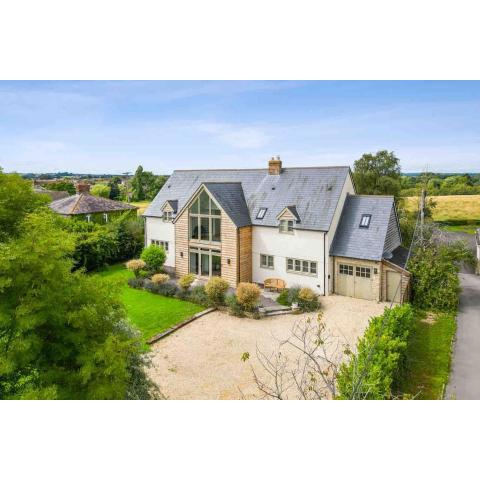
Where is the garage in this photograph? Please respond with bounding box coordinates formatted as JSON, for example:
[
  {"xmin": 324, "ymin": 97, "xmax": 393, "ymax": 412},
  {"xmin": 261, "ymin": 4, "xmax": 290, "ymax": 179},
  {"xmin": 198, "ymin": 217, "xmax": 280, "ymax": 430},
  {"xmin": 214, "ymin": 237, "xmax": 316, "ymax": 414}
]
[{"xmin": 337, "ymin": 263, "xmax": 374, "ymax": 301}]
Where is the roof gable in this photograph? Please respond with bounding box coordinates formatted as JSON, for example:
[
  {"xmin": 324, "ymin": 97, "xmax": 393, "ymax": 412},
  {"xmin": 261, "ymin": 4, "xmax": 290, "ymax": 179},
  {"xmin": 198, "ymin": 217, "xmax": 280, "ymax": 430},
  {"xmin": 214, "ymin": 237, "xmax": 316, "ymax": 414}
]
[
  {"xmin": 276, "ymin": 206, "xmax": 301, "ymax": 223},
  {"xmin": 330, "ymin": 195, "xmax": 401, "ymax": 261}
]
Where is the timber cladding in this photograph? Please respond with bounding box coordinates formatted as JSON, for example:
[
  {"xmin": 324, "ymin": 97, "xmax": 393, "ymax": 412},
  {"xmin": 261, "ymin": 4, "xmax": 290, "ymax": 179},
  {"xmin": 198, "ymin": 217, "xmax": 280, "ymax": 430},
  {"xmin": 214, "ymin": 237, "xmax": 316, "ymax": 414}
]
[
  {"xmin": 221, "ymin": 212, "xmax": 238, "ymax": 287},
  {"xmin": 238, "ymin": 226, "xmax": 252, "ymax": 283},
  {"xmin": 174, "ymin": 207, "xmax": 189, "ymax": 277}
]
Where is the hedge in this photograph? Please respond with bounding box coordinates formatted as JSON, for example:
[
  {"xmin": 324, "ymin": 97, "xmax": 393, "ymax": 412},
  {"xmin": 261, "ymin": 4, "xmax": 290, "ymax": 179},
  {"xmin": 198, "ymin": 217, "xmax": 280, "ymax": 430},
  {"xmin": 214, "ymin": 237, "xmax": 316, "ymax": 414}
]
[{"xmin": 337, "ymin": 304, "xmax": 414, "ymax": 399}]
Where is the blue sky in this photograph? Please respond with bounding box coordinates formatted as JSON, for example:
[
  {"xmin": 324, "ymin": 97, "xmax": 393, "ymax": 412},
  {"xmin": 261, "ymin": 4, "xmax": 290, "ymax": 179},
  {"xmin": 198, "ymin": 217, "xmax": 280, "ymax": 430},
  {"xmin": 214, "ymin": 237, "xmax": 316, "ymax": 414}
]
[{"xmin": 1, "ymin": 81, "xmax": 479, "ymax": 174}]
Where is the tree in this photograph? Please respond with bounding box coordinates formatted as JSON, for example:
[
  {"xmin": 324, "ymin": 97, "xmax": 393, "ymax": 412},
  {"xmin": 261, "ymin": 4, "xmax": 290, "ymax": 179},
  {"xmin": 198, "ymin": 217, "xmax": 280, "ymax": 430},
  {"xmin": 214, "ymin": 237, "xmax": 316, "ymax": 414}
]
[
  {"xmin": 131, "ymin": 165, "xmax": 145, "ymax": 201},
  {"xmin": 108, "ymin": 176, "xmax": 121, "ymax": 200},
  {"xmin": 0, "ymin": 167, "xmax": 49, "ymax": 242},
  {"xmin": 353, "ymin": 150, "xmax": 402, "ymax": 197},
  {"xmin": 91, "ymin": 183, "xmax": 111, "ymax": 198},
  {"xmin": 0, "ymin": 210, "xmax": 156, "ymax": 399},
  {"xmin": 140, "ymin": 244, "xmax": 166, "ymax": 273},
  {"xmin": 48, "ymin": 180, "xmax": 76, "ymax": 195}
]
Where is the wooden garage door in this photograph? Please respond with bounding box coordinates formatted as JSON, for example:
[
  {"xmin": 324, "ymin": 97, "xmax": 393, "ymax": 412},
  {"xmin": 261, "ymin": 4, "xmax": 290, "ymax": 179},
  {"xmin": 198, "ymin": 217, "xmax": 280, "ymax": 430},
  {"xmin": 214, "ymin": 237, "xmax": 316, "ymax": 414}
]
[
  {"xmin": 337, "ymin": 264, "xmax": 373, "ymax": 300},
  {"xmin": 386, "ymin": 270, "xmax": 402, "ymax": 303}
]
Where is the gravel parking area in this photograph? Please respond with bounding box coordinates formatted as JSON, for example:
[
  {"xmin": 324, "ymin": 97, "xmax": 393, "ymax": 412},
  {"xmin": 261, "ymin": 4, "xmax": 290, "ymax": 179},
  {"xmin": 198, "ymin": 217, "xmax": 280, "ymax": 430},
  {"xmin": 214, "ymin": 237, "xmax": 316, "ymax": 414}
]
[{"xmin": 148, "ymin": 295, "xmax": 388, "ymax": 399}]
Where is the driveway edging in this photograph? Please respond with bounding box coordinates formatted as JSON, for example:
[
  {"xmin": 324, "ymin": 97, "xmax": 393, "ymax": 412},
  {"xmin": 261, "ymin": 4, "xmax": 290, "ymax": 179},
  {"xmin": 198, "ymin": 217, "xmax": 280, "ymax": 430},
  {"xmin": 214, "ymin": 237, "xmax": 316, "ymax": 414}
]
[{"xmin": 147, "ymin": 307, "xmax": 216, "ymax": 344}]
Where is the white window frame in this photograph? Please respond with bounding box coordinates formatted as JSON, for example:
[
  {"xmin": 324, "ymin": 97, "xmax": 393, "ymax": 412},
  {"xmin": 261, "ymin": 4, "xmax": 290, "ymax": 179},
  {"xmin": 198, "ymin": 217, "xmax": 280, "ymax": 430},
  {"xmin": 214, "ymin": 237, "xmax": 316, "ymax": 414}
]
[
  {"xmin": 103, "ymin": 212, "xmax": 108, "ymax": 223},
  {"xmin": 163, "ymin": 211, "xmax": 173, "ymax": 222},
  {"xmin": 86, "ymin": 214, "xmax": 91, "ymax": 222},
  {"xmin": 286, "ymin": 257, "xmax": 317, "ymax": 276},
  {"xmin": 260, "ymin": 254, "xmax": 274, "ymax": 269},
  {"xmin": 151, "ymin": 239, "xmax": 169, "ymax": 252},
  {"xmin": 279, "ymin": 219, "xmax": 294, "ymax": 234}
]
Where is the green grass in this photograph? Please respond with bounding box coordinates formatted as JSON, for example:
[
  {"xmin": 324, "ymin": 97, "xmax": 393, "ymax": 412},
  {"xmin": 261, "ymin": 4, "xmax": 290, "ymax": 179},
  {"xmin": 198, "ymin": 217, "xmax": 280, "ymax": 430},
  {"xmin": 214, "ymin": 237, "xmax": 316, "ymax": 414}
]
[
  {"xmin": 96, "ymin": 264, "xmax": 204, "ymax": 340},
  {"xmin": 399, "ymin": 309, "xmax": 456, "ymax": 399},
  {"xmin": 130, "ymin": 201, "xmax": 151, "ymax": 215}
]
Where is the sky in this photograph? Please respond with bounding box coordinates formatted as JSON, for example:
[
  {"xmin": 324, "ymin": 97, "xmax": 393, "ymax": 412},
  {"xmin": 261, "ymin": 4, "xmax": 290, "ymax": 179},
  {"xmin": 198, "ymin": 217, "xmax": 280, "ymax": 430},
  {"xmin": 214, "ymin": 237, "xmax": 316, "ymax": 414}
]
[{"xmin": 1, "ymin": 80, "xmax": 479, "ymax": 174}]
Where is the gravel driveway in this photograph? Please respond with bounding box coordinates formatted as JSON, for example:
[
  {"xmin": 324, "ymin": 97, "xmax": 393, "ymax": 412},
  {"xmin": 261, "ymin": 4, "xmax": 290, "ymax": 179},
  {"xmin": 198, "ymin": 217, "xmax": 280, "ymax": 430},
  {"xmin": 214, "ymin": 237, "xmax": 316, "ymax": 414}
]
[{"xmin": 148, "ymin": 295, "xmax": 388, "ymax": 399}]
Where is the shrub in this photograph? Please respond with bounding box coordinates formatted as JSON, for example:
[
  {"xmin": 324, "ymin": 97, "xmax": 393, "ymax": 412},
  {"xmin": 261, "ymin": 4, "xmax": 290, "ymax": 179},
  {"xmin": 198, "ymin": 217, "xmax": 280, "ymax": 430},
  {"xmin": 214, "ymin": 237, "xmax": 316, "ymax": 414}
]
[
  {"xmin": 140, "ymin": 244, "xmax": 166, "ymax": 273},
  {"xmin": 125, "ymin": 259, "xmax": 146, "ymax": 278},
  {"xmin": 225, "ymin": 294, "xmax": 245, "ymax": 317},
  {"xmin": 151, "ymin": 273, "xmax": 169, "ymax": 285},
  {"xmin": 205, "ymin": 277, "xmax": 230, "ymax": 306},
  {"xmin": 297, "ymin": 287, "xmax": 320, "ymax": 312},
  {"xmin": 156, "ymin": 281, "xmax": 179, "ymax": 297},
  {"xmin": 128, "ymin": 277, "xmax": 145, "ymax": 289},
  {"xmin": 236, "ymin": 282, "xmax": 261, "ymax": 311},
  {"xmin": 337, "ymin": 304, "xmax": 414, "ymax": 399},
  {"xmin": 179, "ymin": 273, "xmax": 196, "ymax": 291},
  {"xmin": 188, "ymin": 285, "xmax": 209, "ymax": 306},
  {"xmin": 276, "ymin": 285, "xmax": 301, "ymax": 306},
  {"xmin": 409, "ymin": 242, "xmax": 474, "ymax": 311}
]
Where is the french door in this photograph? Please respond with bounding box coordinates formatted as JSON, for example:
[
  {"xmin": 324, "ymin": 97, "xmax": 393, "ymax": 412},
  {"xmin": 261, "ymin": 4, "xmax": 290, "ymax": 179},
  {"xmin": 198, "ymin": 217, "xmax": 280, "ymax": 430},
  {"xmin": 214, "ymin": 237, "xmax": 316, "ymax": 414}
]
[{"xmin": 189, "ymin": 247, "xmax": 221, "ymax": 277}]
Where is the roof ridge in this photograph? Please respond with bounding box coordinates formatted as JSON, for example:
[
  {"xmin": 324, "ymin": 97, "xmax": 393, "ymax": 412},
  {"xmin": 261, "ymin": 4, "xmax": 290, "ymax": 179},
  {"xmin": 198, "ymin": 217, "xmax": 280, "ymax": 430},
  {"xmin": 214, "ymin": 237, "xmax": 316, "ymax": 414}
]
[
  {"xmin": 70, "ymin": 193, "xmax": 83, "ymax": 214},
  {"xmin": 173, "ymin": 165, "xmax": 350, "ymax": 173}
]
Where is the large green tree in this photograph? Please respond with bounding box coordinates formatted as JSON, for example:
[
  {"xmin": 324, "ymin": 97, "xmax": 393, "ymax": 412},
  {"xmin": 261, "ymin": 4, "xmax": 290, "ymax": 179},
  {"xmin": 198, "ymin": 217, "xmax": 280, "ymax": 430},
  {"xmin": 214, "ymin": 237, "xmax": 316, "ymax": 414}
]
[
  {"xmin": 131, "ymin": 165, "xmax": 168, "ymax": 201},
  {"xmin": 0, "ymin": 210, "xmax": 155, "ymax": 399},
  {"xmin": 353, "ymin": 150, "xmax": 402, "ymax": 197},
  {"xmin": 0, "ymin": 168, "xmax": 49, "ymax": 242}
]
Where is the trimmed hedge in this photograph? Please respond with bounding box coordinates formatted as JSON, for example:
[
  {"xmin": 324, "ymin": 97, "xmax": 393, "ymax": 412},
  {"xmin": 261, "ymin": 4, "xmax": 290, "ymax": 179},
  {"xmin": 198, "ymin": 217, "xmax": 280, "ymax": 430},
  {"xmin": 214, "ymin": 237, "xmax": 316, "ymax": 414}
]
[{"xmin": 337, "ymin": 304, "xmax": 414, "ymax": 399}]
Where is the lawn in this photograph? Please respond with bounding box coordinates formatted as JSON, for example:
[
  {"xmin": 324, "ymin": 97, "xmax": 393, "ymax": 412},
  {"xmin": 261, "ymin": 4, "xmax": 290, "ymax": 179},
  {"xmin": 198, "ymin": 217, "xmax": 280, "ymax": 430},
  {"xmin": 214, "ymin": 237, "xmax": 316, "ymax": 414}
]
[
  {"xmin": 398, "ymin": 310, "xmax": 456, "ymax": 399},
  {"xmin": 96, "ymin": 264, "xmax": 204, "ymax": 340},
  {"xmin": 130, "ymin": 201, "xmax": 151, "ymax": 215}
]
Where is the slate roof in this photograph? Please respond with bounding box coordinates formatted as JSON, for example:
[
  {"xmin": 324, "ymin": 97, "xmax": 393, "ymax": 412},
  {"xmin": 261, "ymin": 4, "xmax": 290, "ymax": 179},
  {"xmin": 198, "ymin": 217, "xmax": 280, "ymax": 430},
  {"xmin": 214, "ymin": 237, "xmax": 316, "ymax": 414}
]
[
  {"xmin": 203, "ymin": 182, "xmax": 251, "ymax": 227},
  {"xmin": 144, "ymin": 166, "xmax": 351, "ymax": 231},
  {"xmin": 388, "ymin": 246, "xmax": 409, "ymax": 269},
  {"xmin": 330, "ymin": 194, "xmax": 401, "ymax": 261},
  {"xmin": 49, "ymin": 193, "xmax": 137, "ymax": 215}
]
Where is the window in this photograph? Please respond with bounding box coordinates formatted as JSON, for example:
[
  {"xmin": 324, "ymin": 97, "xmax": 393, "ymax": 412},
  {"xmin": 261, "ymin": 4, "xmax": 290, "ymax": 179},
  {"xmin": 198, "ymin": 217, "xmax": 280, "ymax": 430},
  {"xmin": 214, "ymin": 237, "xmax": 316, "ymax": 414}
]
[
  {"xmin": 356, "ymin": 266, "xmax": 371, "ymax": 278},
  {"xmin": 260, "ymin": 254, "xmax": 274, "ymax": 269},
  {"xmin": 359, "ymin": 214, "xmax": 371, "ymax": 228},
  {"xmin": 286, "ymin": 257, "xmax": 317, "ymax": 276},
  {"xmin": 256, "ymin": 208, "xmax": 267, "ymax": 219},
  {"xmin": 339, "ymin": 264, "xmax": 353, "ymax": 276},
  {"xmin": 189, "ymin": 189, "xmax": 221, "ymax": 243},
  {"xmin": 103, "ymin": 213, "xmax": 108, "ymax": 223},
  {"xmin": 163, "ymin": 211, "xmax": 173, "ymax": 222},
  {"xmin": 151, "ymin": 240, "xmax": 169, "ymax": 252},
  {"xmin": 189, "ymin": 247, "xmax": 221, "ymax": 277},
  {"xmin": 86, "ymin": 214, "xmax": 91, "ymax": 222},
  {"xmin": 279, "ymin": 219, "xmax": 294, "ymax": 233}
]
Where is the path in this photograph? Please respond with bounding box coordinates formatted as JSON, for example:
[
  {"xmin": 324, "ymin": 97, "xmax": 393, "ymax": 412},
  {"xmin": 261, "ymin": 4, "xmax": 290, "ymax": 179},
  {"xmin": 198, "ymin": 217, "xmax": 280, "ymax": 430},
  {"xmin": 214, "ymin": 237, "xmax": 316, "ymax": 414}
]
[{"xmin": 446, "ymin": 273, "xmax": 480, "ymax": 399}]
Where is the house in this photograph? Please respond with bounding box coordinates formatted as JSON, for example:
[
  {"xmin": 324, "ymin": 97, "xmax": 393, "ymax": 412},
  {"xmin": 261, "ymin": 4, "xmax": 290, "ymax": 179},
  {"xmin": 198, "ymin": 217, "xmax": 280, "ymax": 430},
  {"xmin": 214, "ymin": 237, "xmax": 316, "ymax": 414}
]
[
  {"xmin": 49, "ymin": 183, "xmax": 137, "ymax": 223},
  {"xmin": 143, "ymin": 156, "xmax": 410, "ymax": 303}
]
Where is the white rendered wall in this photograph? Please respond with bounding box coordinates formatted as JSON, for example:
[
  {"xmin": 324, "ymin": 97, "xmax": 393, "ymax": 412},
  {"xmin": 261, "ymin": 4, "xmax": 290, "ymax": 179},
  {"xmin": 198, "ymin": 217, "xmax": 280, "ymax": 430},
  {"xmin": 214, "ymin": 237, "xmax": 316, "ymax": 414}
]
[
  {"xmin": 145, "ymin": 216, "xmax": 175, "ymax": 267},
  {"xmin": 325, "ymin": 173, "xmax": 356, "ymax": 293},
  {"xmin": 252, "ymin": 226, "xmax": 326, "ymax": 294}
]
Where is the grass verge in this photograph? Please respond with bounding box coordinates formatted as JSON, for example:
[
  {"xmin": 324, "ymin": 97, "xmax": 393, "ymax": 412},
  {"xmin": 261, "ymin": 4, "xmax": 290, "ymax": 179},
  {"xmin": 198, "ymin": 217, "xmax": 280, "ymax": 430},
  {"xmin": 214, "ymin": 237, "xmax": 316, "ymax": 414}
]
[
  {"xmin": 398, "ymin": 309, "xmax": 456, "ymax": 399},
  {"xmin": 96, "ymin": 264, "xmax": 204, "ymax": 341}
]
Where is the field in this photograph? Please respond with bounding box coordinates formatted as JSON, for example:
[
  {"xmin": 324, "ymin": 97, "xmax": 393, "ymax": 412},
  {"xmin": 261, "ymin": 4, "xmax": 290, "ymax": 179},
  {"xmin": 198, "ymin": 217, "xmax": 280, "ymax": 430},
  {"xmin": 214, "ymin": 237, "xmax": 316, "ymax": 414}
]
[
  {"xmin": 404, "ymin": 194, "xmax": 480, "ymax": 233},
  {"xmin": 130, "ymin": 201, "xmax": 151, "ymax": 215},
  {"xmin": 96, "ymin": 264, "xmax": 203, "ymax": 341}
]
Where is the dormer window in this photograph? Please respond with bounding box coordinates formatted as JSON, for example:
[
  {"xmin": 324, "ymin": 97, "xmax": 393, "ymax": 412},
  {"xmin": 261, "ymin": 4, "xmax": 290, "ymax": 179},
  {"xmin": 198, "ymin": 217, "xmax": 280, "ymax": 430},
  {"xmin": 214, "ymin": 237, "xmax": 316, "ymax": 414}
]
[
  {"xmin": 360, "ymin": 214, "xmax": 371, "ymax": 228},
  {"xmin": 163, "ymin": 211, "xmax": 173, "ymax": 222},
  {"xmin": 256, "ymin": 208, "xmax": 267, "ymax": 220},
  {"xmin": 279, "ymin": 219, "xmax": 294, "ymax": 233}
]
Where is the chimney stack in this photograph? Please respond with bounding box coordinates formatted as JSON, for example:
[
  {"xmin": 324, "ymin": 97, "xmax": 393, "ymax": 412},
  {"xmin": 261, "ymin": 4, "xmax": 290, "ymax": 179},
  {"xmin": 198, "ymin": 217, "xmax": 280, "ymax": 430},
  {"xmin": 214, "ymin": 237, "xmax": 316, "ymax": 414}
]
[
  {"xmin": 76, "ymin": 182, "xmax": 91, "ymax": 194},
  {"xmin": 268, "ymin": 155, "xmax": 282, "ymax": 175}
]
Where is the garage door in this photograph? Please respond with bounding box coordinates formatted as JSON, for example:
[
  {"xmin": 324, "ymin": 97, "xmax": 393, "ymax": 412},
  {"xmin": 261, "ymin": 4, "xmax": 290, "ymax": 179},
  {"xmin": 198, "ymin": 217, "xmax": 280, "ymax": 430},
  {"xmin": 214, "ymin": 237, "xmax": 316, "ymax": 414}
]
[
  {"xmin": 386, "ymin": 270, "xmax": 402, "ymax": 303},
  {"xmin": 337, "ymin": 263, "xmax": 373, "ymax": 300}
]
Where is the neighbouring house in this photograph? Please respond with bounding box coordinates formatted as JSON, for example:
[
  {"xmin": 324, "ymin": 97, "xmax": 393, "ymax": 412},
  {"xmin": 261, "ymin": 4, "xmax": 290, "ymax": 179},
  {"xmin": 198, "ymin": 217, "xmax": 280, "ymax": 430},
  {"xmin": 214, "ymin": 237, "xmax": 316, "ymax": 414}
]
[
  {"xmin": 143, "ymin": 156, "xmax": 410, "ymax": 303},
  {"xmin": 49, "ymin": 183, "xmax": 137, "ymax": 223}
]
